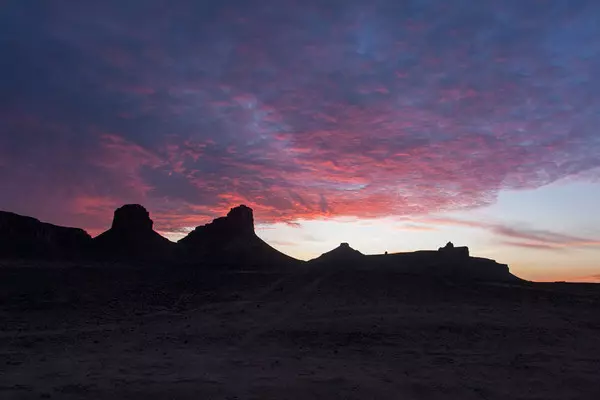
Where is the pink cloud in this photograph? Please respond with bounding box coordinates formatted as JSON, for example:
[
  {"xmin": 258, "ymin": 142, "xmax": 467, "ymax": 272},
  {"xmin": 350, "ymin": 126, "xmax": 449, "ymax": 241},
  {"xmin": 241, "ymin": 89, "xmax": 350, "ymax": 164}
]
[
  {"xmin": 397, "ymin": 224, "xmax": 438, "ymax": 232},
  {"xmin": 3, "ymin": 0, "xmax": 600, "ymax": 239}
]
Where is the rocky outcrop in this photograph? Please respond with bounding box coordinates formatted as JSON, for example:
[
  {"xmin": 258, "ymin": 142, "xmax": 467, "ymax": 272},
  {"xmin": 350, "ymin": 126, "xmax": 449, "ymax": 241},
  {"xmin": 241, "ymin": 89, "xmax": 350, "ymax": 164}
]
[
  {"xmin": 111, "ymin": 204, "xmax": 154, "ymax": 233},
  {"xmin": 179, "ymin": 205, "xmax": 254, "ymax": 248},
  {"xmin": 438, "ymin": 241, "xmax": 470, "ymax": 258},
  {"xmin": 0, "ymin": 211, "xmax": 92, "ymax": 259},
  {"xmin": 431, "ymin": 242, "xmax": 514, "ymax": 280},
  {"xmin": 92, "ymin": 204, "xmax": 174, "ymax": 262},
  {"xmin": 309, "ymin": 242, "xmax": 364, "ymax": 264},
  {"xmin": 458, "ymin": 257, "xmax": 515, "ymax": 281},
  {"xmin": 178, "ymin": 205, "xmax": 299, "ymax": 268}
]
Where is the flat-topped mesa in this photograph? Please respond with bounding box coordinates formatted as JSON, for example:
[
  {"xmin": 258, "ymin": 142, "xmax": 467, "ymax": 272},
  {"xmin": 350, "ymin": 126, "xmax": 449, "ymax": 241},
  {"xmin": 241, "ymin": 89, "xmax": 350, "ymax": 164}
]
[
  {"xmin": 228, "ymin": 205, "xmax": 254, "ymax": 235},
  {"xmin": 93, "ymin": 204, "xmax": 174, "ymax": 261},
  {"xmin": 208, "ymin": 204, "xmax": 254, "ymax": 238},
  {"xmin": 111, "ymin": 204, "xmax": 154, "ymax": 234},
  {"xmin": 179, "ymin": 205, "xmax": 255, "ymax": 246},
  {"xmin": 0, "ymin": 211, "xmax": 92, "ymax": 259},
  {"xmin": 178, "ymin": 205, "xmax": 299, "ymax": 267}
]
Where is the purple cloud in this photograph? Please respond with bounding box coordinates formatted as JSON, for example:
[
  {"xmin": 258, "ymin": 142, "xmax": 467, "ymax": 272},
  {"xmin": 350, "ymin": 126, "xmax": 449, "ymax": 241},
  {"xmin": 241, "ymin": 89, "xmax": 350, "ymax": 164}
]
[{"xmin": 1, "ymin": 0, "xmax": 600, "ymax": 233}]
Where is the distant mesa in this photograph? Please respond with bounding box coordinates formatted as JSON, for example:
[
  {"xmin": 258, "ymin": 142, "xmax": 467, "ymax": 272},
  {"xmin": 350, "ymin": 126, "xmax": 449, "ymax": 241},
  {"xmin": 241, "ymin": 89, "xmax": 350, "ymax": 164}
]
[
  {"xmin": 178, "ymin": 205, "xmax": 299, "ymax": 268},
  {"xmin": 0, "ymin": 211, "xmax": 91, "ymax": 259},
  {"xmin": 92, "ymin": 204, "xmax": 174, "ymax": 262},
  {"xmin": 311, "ymin": 241, "xmax": 518, "ymax": 282}
]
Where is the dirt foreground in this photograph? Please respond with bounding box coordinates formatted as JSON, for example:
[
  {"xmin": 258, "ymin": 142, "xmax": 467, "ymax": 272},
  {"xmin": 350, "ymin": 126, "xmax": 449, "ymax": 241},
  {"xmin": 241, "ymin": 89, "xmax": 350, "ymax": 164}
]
[{"xmin": 1, "ymin": 265, "xmax": 599, "ymax": 399}]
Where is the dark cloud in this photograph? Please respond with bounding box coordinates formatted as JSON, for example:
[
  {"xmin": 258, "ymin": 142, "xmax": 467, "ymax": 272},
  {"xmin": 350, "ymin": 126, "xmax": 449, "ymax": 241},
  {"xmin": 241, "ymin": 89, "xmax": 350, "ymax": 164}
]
[{"xmin": 1, "ymin": 0, "xmax": 600, "ymax": 232}]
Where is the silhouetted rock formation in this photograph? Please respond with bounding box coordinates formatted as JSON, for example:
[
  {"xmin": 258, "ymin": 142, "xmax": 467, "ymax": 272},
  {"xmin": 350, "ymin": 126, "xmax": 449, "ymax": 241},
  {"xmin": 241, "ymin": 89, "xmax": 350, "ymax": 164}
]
[
  {"xmin": 112, "ymin": 204, "xmax": 154, "ymax": 233},
  {"xmin": 459, "ymin": 257, "xmax": 515, "ymax": 281},
  {"xmin": 0, "ymin": 211, "xmax": 92, "ymax": 259},
  {"xmin": 180, "ymin": 205, "xmax": 255, "ymax": 245},
  {"xmin": 438, "ymin": 241, "xmax": 470, "ymax": 258},
  {"xmin": 178, "ymin": 205, "xmax": 299, "ymax": 268},
  {"xmin": 310, "ymin": 242, "xmax": 364, "ymax": 264},
  {"xmin": 0, "ymin": 204, "xmax": 520, "ymax": 282},
  {"xmin": 439, "ymin": 241, "xmax": 454, "ymax": 250},
  {"xmin": 311, "ymin": 241, "xmax": 518, "ymax": 281},
  {"xmin": 369, "ymin": 244, "xmax": 517, "ymax": 281},
  {"xmin": 92, "ymin": 204, "xmax": 174, "ymax": 262}
]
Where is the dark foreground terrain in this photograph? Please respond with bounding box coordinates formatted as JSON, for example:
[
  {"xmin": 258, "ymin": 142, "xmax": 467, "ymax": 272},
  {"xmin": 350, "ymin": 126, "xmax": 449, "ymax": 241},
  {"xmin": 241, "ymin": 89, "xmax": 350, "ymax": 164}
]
[{"xmin": 1, "ymin": 262, "xmax": 600, "ymax": 400}]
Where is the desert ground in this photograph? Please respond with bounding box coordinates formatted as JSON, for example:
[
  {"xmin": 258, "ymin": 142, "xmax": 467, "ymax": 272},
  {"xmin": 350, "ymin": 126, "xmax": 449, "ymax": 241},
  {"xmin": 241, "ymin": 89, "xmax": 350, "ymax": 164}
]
[{"xmin": 1, "ymin": 263, "xmax": 600, "ymax": 400}]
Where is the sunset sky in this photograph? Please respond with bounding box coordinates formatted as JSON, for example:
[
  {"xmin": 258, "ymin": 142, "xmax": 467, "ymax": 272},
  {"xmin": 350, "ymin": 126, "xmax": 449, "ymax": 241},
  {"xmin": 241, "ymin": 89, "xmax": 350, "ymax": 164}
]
[{"xmin": 1, "ymin": 0, "xmax": 599, "ymax": 282}]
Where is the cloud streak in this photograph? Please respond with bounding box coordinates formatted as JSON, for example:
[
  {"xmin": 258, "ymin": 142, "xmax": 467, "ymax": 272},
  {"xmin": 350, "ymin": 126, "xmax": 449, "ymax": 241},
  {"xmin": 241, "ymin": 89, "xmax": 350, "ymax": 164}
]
[
  {"xmin": 1, "ymin": 0, "xmax": 600, "ymax": 233},
  {"xmin": 419, "ymin": 217, "xmax": 600, "ymax": 251}
]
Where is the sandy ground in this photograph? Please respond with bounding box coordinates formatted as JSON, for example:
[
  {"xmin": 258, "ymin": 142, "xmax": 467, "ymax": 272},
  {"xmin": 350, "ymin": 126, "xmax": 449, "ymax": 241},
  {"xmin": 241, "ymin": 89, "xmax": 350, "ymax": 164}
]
[{"xmin": 1, "ymin": 265, "xmax": 600, "ymax": 399}]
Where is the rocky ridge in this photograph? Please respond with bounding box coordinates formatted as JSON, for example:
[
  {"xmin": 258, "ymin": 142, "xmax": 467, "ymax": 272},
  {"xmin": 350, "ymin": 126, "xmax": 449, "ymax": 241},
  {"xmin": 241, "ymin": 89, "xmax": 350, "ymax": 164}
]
[{"xmin": 0, "ymin": 204, "xmax": 521, "ymax": 280}]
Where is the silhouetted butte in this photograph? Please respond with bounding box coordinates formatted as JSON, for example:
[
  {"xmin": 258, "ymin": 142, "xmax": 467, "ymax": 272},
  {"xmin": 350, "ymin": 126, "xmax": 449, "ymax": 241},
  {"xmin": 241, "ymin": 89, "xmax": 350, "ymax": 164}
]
[
  {"xmin": 92, "ymin": 204, "xmax": 174, "ymax": 262},
  {"xmin": 177, "ymin": 205, "xmax": 299, "ymax": 268}
]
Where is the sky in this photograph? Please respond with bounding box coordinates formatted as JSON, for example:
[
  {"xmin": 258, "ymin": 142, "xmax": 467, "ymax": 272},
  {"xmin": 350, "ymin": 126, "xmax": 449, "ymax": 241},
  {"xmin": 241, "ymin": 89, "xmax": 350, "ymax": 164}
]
[{"xmin": 1, "ymin": 0, "xmax": 599, "ymax": 282}]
